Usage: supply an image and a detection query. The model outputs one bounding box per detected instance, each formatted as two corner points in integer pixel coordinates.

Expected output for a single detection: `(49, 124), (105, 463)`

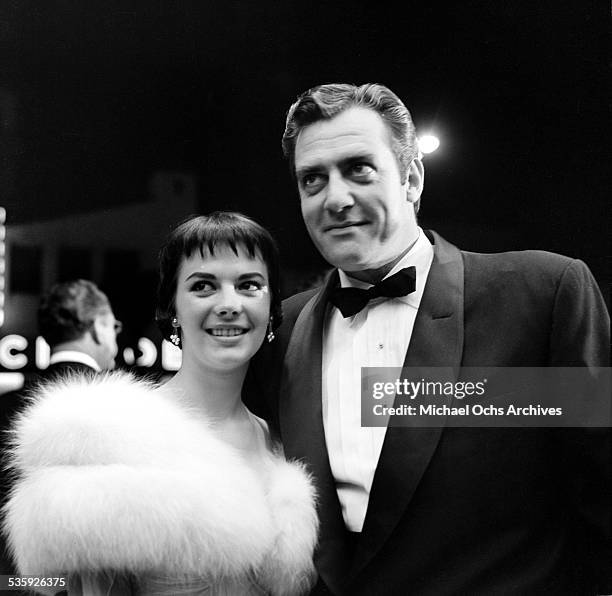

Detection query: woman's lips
(205, 327), (248, 337)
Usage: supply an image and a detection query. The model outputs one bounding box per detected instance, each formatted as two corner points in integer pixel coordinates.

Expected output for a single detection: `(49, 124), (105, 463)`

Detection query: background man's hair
(38, 279), (111, 347)
(282, 83), (419, 196)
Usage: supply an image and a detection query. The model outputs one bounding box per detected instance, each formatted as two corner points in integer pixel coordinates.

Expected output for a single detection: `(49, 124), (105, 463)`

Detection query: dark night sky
(0, 1), (609, 283)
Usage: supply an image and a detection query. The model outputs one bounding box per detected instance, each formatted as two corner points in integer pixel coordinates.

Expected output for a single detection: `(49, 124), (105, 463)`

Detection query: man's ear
(90, 316), (103, 345)
(406, 158), (424, 205)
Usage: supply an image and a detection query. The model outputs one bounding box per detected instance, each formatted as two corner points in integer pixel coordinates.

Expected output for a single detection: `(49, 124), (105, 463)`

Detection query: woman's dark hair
(156, 211), (283, 346)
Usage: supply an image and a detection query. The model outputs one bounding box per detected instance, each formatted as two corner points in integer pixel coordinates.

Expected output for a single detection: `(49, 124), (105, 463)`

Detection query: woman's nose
(213, 287), (242, 317)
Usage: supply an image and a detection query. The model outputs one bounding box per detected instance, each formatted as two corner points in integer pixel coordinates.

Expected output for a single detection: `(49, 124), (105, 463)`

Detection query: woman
(3, 212), (318, 595)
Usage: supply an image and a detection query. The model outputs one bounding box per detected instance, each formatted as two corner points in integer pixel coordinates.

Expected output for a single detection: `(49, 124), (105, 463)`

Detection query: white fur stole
(2, 372), (318, 595)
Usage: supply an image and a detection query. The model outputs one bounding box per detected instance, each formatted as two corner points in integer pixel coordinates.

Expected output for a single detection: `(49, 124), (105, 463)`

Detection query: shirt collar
(49, 350), (101, 372)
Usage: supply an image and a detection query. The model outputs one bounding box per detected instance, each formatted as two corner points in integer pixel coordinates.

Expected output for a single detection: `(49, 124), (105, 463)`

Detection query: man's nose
(213, 286), (243, 317)
(324, 172), (354, 213)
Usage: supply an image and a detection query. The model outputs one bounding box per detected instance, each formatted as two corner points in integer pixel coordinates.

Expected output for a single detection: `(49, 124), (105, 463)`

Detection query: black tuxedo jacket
(246, 231), (610, 595)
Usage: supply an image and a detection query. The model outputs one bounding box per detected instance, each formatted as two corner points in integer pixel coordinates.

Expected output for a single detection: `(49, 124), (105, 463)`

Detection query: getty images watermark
(361, 367), (611, 427)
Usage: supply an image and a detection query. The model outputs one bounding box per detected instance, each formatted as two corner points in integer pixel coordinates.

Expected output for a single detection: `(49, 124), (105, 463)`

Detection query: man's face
(93, 310), (120, 370)
(294, 106), (422, 277)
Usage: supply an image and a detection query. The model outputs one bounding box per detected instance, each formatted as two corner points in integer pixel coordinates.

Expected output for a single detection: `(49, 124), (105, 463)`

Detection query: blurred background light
(418, 135), (440, 155)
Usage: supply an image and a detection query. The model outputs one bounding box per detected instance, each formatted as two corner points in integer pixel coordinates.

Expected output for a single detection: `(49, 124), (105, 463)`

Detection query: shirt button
(377, 343), (384, 350)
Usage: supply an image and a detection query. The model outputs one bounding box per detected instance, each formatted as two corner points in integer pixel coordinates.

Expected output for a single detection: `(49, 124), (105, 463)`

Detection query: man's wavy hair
(282, 83), (420, 212)
(38, 279), (111, 347)
(156, 211), (282, 348)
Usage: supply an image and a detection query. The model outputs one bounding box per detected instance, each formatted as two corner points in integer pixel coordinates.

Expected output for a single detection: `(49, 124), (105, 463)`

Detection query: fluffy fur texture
(3, 372), (318, 595)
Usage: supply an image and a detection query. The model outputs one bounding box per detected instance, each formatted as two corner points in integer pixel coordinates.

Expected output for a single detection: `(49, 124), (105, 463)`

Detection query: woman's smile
(206, 326), (250, 338)
(173, 244), (271, 371)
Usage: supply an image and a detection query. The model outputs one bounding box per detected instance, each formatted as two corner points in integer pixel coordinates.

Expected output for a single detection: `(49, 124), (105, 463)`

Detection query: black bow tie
(329, 266), (416, 318)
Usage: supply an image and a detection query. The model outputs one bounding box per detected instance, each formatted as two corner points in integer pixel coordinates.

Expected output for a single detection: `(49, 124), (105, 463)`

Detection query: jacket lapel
(352, 230), (465, 577)
(279, 271), (353, 594)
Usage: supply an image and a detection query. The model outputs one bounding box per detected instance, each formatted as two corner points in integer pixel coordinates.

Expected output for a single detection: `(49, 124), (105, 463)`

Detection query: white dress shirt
(49, 350), (101, 372)
(322, 228), (434, 531)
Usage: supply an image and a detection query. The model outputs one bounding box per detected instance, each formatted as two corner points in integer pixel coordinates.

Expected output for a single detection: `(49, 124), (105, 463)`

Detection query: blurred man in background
(0, 279), (121, 582)
(36, 278), (121, 377)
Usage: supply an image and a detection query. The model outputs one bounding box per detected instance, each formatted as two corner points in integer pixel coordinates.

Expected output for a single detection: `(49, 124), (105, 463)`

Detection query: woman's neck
(163, 360), (248, 423)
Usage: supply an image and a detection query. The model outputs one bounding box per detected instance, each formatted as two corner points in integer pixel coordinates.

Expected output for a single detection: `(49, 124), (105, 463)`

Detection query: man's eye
(301, 173), (324, 192)
(350, 163), (375, 177)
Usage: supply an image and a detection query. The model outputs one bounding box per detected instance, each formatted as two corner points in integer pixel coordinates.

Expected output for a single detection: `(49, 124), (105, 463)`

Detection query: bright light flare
(418, 135), (440, 155)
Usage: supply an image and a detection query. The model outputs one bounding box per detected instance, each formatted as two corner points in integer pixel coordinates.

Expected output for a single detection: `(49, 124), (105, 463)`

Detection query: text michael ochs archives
(361, 367), (611, 428)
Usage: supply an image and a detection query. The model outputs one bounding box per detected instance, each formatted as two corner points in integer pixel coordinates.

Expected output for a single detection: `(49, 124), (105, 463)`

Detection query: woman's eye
(190, 281), (214, 292)
(239, 280), (263, 292)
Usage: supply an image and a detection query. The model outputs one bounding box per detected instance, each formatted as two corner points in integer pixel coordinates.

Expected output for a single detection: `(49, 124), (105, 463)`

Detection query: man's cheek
(377, 216), (400, 243)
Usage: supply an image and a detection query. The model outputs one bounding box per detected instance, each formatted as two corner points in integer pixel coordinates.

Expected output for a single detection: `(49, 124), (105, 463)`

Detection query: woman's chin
(182, 331), (266, 372)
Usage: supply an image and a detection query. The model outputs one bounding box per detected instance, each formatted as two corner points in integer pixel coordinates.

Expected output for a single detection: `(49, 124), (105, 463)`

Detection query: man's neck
(344, 234), (420, 285)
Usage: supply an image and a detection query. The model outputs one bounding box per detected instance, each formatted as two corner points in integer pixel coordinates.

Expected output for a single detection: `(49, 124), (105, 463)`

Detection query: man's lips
(323, 221), (368, 232)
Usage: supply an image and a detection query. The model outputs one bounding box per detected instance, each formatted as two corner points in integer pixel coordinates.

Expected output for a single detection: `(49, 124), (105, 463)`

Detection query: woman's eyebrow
(184, 272), (216, 281)
(237, 272), (266, 280)
(184, 271), (266, 281)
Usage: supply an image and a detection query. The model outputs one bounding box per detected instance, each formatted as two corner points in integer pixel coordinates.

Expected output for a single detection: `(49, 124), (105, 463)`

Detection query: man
(0, 278), (120, 432)
(0, 279), (121, 584)
(247, 84), (610, 595)
(35, 278), (121, 377)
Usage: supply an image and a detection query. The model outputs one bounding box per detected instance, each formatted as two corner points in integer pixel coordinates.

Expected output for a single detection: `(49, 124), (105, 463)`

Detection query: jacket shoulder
(431, 230), (586, 287)
(460, 249), (599, 296)
(461, 248), (574, 274)
(283, 287), (320, 322)
(467, 248), (605, 292)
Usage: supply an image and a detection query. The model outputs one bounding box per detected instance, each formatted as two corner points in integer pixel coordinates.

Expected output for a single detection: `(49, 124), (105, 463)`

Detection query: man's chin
(323, 253), (404, 283)
(319, 242), (410, 276)
(325, 255), (371, 273)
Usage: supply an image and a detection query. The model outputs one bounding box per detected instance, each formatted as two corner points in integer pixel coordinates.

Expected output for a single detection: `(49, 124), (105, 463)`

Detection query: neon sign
(0, 206), (5, 328)
(0, 334), (181, 372)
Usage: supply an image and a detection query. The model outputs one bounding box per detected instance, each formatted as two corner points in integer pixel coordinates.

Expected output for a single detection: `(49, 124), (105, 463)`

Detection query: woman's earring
(170, 317), (181, 347)
(266, 318), (275, 343)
